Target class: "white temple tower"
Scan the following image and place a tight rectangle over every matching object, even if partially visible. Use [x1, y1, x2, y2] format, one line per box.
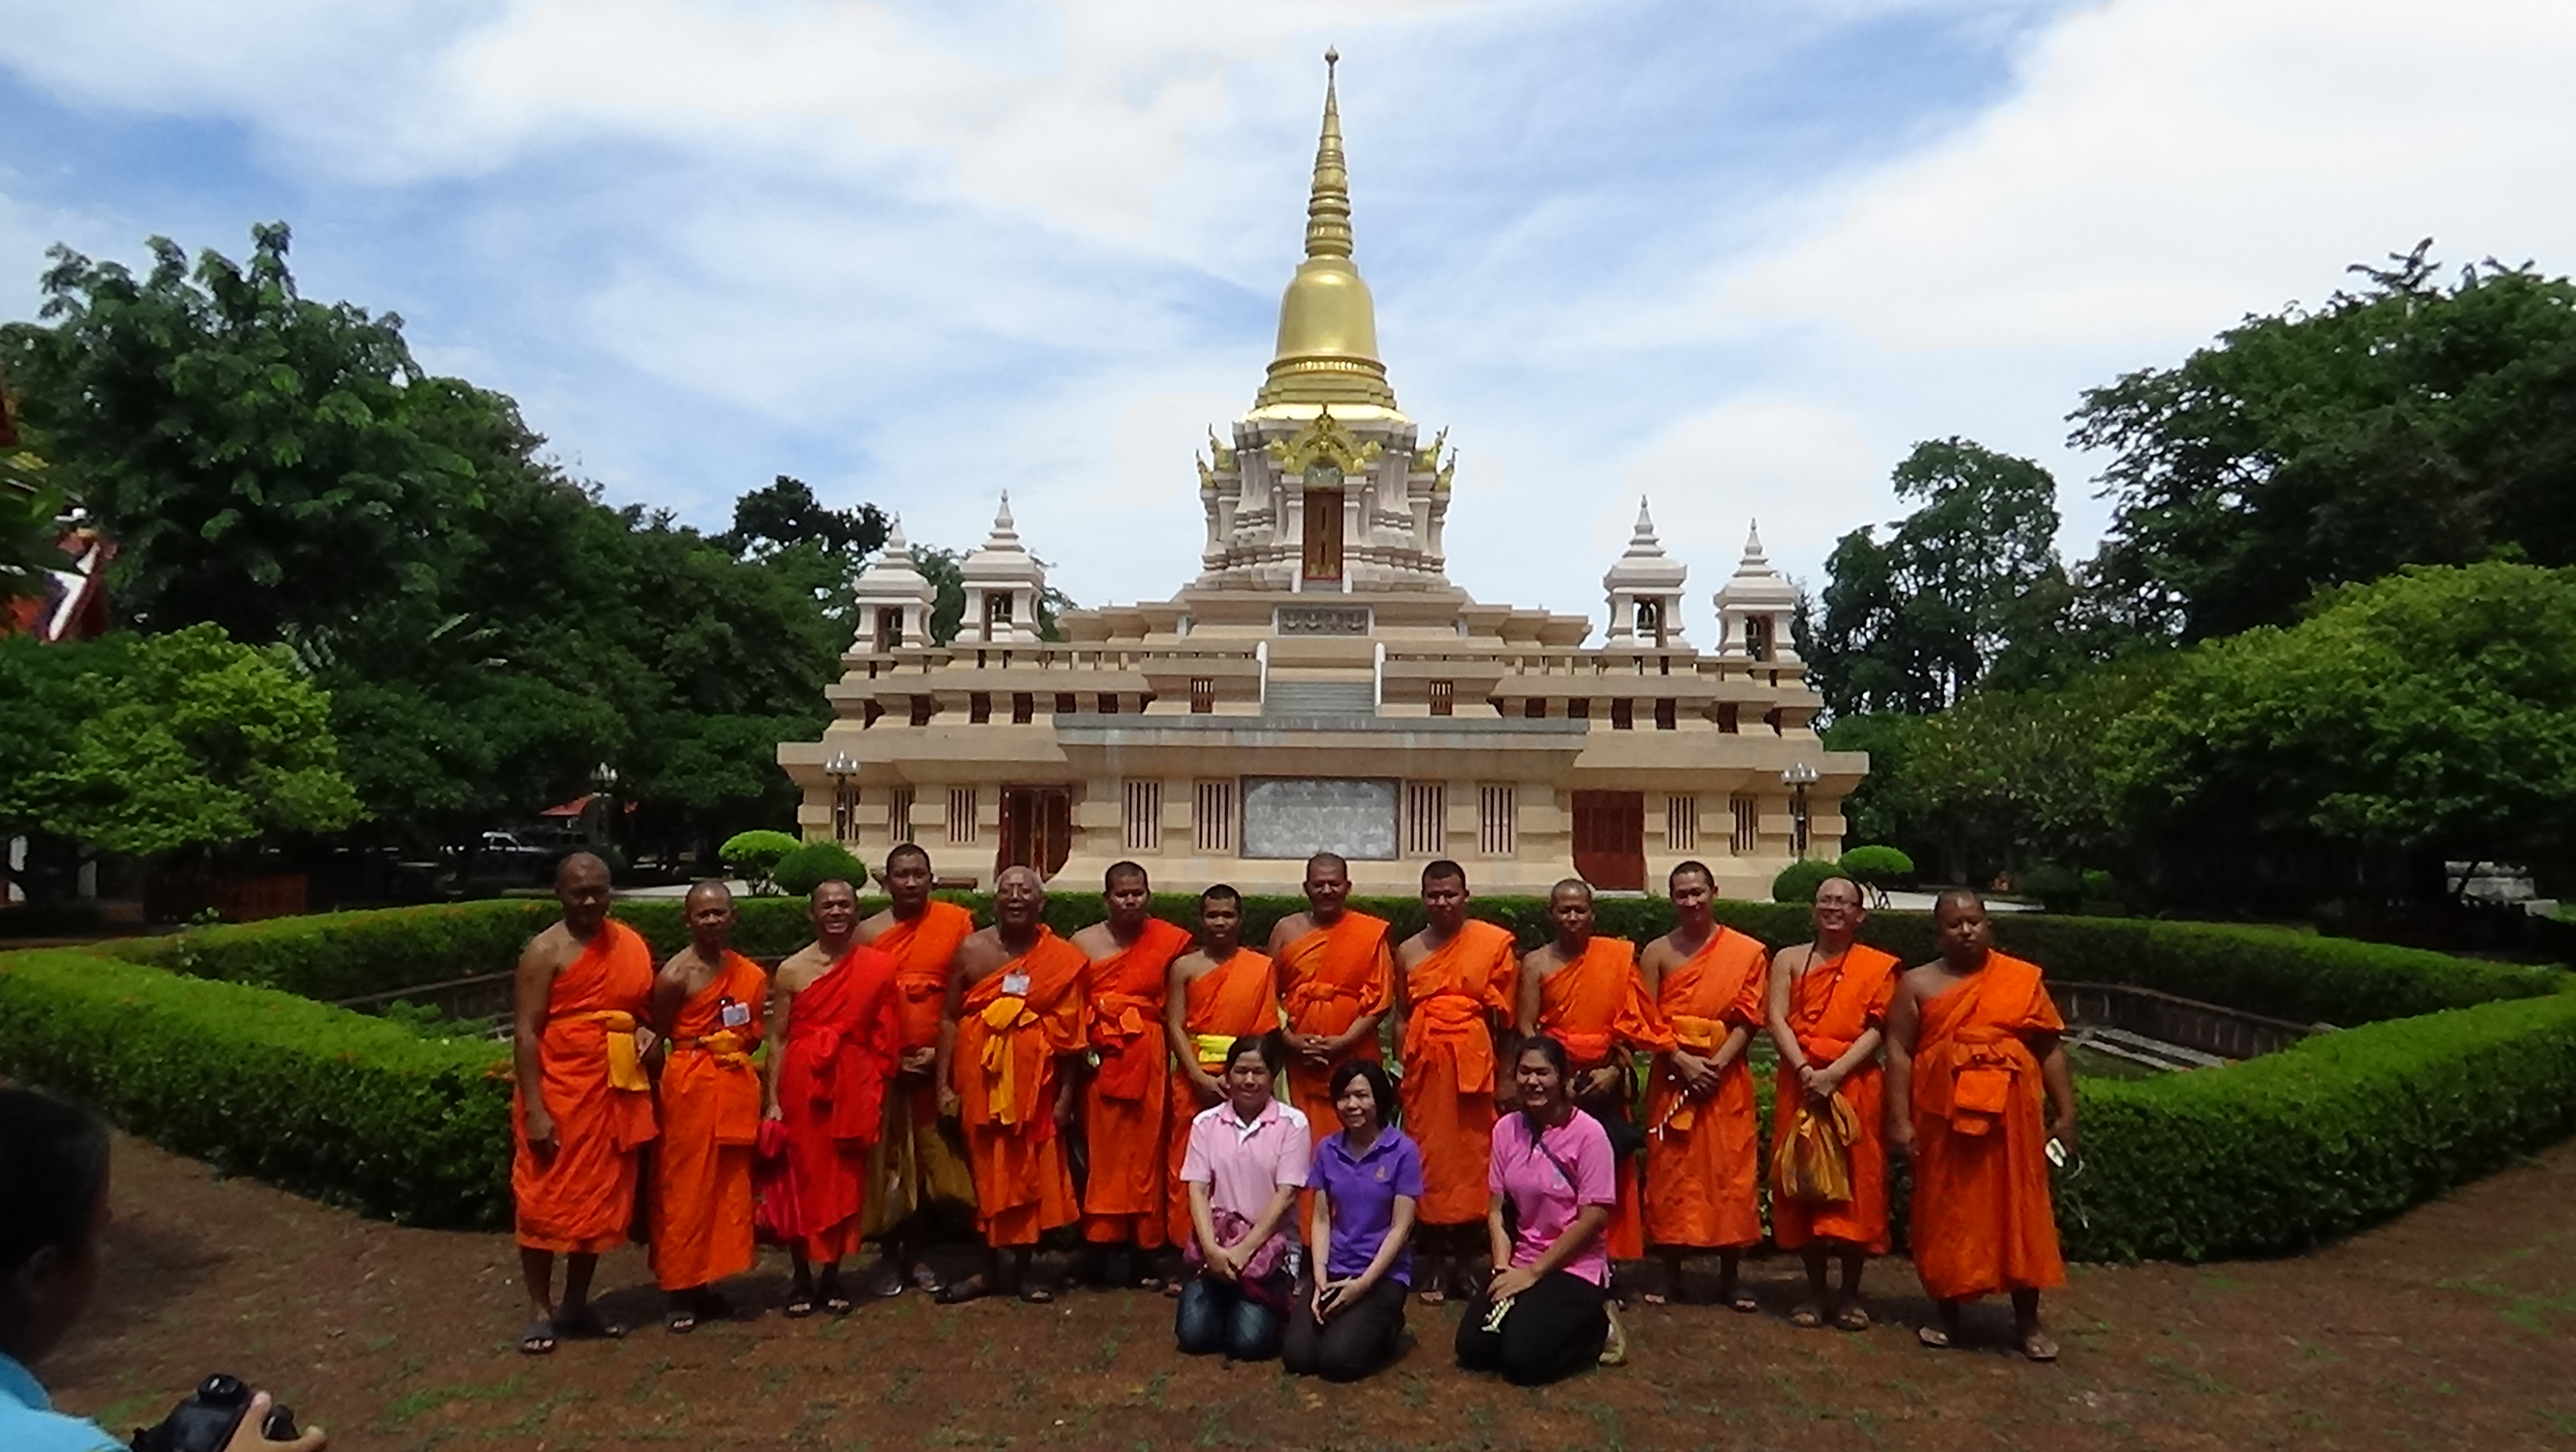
[1602, 497, 1689, 647]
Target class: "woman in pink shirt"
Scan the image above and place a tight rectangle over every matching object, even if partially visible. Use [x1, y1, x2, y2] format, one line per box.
[1456, 1035, 1618, 1384]
[1176, 1034, 1308, 1361]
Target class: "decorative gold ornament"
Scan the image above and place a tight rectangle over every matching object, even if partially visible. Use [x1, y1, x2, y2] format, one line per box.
[1263, 406, 1383, 477]
[1413, 426, 1448, 472]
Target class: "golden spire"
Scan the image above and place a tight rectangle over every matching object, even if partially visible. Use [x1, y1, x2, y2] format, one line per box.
[1255, 47, 1397, 412]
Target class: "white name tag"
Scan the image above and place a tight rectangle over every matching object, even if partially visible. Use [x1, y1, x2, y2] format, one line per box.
[719, 998, 753, 1030]
[1001, 972, 1032, 997]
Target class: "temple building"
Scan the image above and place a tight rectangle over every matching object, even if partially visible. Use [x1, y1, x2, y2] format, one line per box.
[779, 53, 1866, 897]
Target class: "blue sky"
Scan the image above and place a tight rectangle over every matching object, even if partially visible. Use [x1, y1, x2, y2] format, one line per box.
[6, 1, 2573, 635]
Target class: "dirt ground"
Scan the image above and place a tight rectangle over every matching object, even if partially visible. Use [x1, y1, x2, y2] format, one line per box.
[45, 1133, 2576, 1452]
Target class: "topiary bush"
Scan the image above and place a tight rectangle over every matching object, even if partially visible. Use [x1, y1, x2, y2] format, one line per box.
[773, 840, 871, 899]
[1770, 858, 1839, 904]
[718, 830, 802, 893]
[1837, 844, 1914, 888]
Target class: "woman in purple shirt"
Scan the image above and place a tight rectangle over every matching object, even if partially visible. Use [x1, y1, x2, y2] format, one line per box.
[1456, 1035, 1618, 1385]
[1282, 1060, 1421, 1382]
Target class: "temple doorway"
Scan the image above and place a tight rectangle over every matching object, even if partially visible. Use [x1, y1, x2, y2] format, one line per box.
[1302, 486, 1344, 582]
[997, 786, 1073, 879]
[1571, 791, 1646, 892]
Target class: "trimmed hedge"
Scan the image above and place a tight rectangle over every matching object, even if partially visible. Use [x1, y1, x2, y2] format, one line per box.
[0, 949, 512, 1226]
[2064, 985, 2576, 1260]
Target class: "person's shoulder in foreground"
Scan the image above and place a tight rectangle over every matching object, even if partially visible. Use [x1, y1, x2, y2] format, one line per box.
[0, 1353, 121, 1452]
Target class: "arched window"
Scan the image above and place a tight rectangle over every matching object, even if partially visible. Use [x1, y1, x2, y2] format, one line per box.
[1745, 614, 1775, 662]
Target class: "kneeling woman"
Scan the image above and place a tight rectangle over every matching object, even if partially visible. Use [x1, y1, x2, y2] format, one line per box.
[1176, 1034, 1308, 1361]
[1457, 1035, 1618, 1386]
[1283, 1060, 1421, 1382]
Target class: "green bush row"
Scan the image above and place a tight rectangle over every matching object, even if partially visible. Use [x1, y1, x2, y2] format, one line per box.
[2062, 984, 2576, 1259]
[109, 891, 2563, 1029]
[0, 948, 512, 1226]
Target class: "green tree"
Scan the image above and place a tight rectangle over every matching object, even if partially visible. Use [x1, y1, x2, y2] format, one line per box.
[2073, 242, 2576, 642]
[2105, 562, 2576, 902]
[0, 624, 362, 894]
[1809, 438, 2073, 716]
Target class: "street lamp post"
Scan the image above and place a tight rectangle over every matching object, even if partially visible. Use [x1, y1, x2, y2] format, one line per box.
[1782, 761, 1819, 860]
[591, 761, 620, 861]
[825, 750, 859, 844]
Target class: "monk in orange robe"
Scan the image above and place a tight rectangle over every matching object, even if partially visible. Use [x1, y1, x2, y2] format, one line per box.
[648, 881, 770, 1331]
[855, 843, 979, 1297]
[935, 865, 1090, 1302]
[510, 853, 657, 1354]
[1640, 861, 1767, 1309]
[764, 876, 903, 1318]
[1073, 861, 1195, 1279]
[1765, 872, 1900, 1331]
[1519, 878, 1673, 1266]
[1162, 884, 1279, 1257]
[1393, 859, 1517, 1304]
[1887, 890, 2077, 1361]
[1269, 851, 1393, 1149]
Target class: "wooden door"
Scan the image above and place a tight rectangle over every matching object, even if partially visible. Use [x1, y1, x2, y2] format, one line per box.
[1303, 488, 1344, 581]
[1571, 791, 1646, 892]
[997, 787, 1073, 881]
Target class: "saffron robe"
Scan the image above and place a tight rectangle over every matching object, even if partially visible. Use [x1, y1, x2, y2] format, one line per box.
[1908, 952, 2067, 1301]
[1535, 937, 1675, 1260]
[1278, 912, 1395, 1146]
[772, 943, 905, 1262]
[953, 930, 1090, 1247]
[1643, 928, 1768, 1251]
[1772, 943, 1900, 1253]
[1399, 920, 1518, 1226]
[651, 951, 769, 1290]
[1164, 948, 1280, 1246]
[861, 900, 980, 1237]
[1080, 918, 1196, 1247]
[513, 920, 658, 1255]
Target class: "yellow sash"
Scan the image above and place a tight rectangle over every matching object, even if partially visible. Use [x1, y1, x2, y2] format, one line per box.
[979, 994, 1039, 1124]
[1192, 1032, 1238, 1071]
[567, 1009, 650, 1092]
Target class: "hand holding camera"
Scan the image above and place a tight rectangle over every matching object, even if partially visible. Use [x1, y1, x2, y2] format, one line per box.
[131, 1374, 327, 1452]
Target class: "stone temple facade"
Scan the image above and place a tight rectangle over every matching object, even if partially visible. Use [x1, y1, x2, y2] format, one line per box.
[778, 55, 1866, 898]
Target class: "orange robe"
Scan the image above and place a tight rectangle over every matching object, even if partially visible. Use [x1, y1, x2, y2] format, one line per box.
[1535, 937, 1675, 1260]
[652, 951, 769, 1290]
[1908, 952, 2067, 1301]
[1772, 944, 1900, 1254]
[1278, 913, 1395, 1147]
[952, 930, 1090, 1247]
[1080, 918, 1196, 1248]
[1643, 928, 1768, 1251]
[773, 943, 905, 1262]
[513, 920, 658, 1255]
[1165, 949, 1280, 1246]
[1399, 920, 1518, 1227]
[862, 900, 980, 1237]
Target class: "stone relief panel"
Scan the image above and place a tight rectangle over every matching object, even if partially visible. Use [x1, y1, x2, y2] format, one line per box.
[1241, 777, 1399, 860]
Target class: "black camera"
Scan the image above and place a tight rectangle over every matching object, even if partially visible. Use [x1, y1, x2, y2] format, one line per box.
[131, 1374, 296, 1452]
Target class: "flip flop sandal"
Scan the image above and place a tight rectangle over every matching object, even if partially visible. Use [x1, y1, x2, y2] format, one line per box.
[935, 1275, 995, 1306]
[1416, 1287, 1446, 1306]
[517, 1319, 559, 1355]
[2021, 1332, 2060, 1363]
[664, 1309, 699, 1334]
[866, 1262, 908, 1299]
[553, 1307, 625, 1341]
[1916, 1324, 1955, 1350]
[1789, 1305, 1825, 1329]
[822, 1292, 855, 1316]
[1836, 1306, 1872, 1332]
[1019, 1285, 1057, 1305]
[783, 1293, 818, 1320]
[1728, 1294, 1761, 1314]
[910, 1264, 949, 1298]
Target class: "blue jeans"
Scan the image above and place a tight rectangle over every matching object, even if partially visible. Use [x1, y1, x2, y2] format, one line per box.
[1175, 1273, 1285, 1361]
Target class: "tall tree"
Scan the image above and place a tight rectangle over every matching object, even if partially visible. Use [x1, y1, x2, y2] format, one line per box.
[1809, 437, 2071, 716]
[2073, 242, 2576, 641]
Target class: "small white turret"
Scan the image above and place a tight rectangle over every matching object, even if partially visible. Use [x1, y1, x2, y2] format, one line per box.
[1713, 521, 1800, 664]
[852, 513, 937, 653]
[956, 493, 1046, 645]
[1601, 497, 1689, 646]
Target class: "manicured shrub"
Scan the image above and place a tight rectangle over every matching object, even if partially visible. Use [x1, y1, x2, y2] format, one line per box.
[773, 840, 870, 899]
[1837, 844, 1915, 887]
[0, 948, 513, 1227]
[717, 830, 802, 892]
[1770, 859, 1839, 904]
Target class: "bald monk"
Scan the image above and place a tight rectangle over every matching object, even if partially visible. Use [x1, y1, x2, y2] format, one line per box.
[855, 843, 980, 1297]
[935, 865, 1090, 1303]
[1269, 851, 1393, 1148]
[1639, 861, 1767, 1311]
[1162, 884, 1280, 1262]
[648, 881, 769, 1332]
[1392, 858, 1517, 1304]
[1073, 861, 1195, 1286]
[1517, 879, 1673, 1269]
[1887, 890, 2077, 1361]
[763, 876, 903, 1318]
[1765, 873, 1900, 1331]
[510, 852, 656, 1354]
